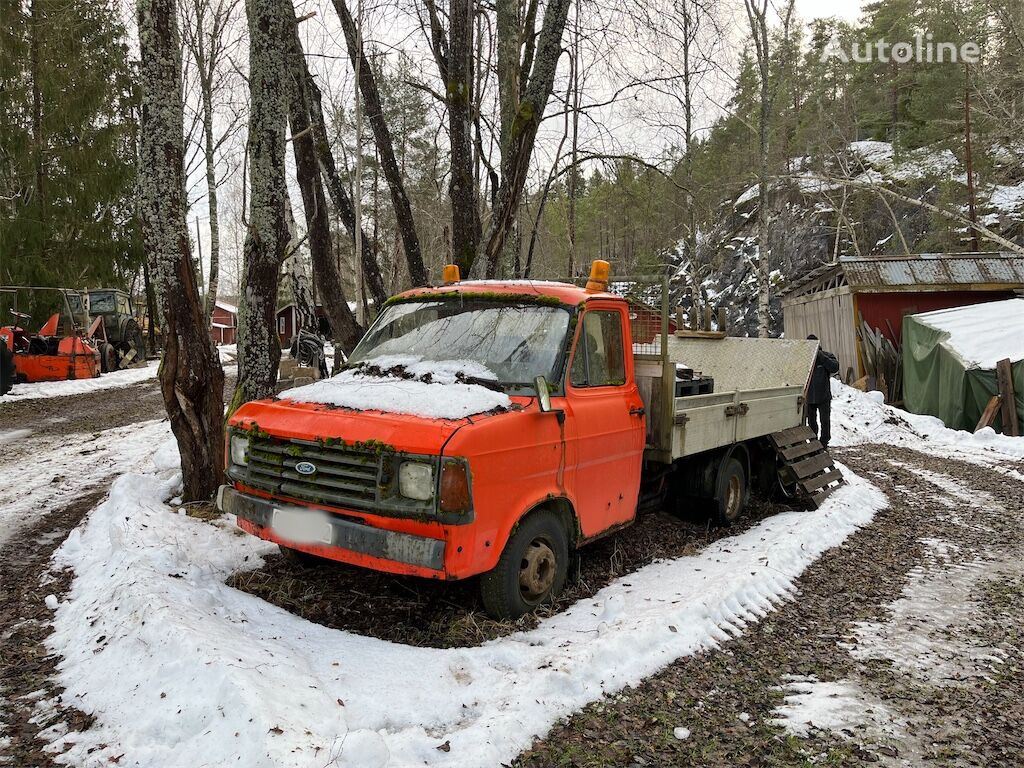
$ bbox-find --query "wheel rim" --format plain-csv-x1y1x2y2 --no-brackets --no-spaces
519,537,557,603
725,474,742,520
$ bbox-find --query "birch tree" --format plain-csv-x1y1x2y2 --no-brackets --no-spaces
180,0,244,323
233,0,289,408
743,0,795,337
137,0,225,500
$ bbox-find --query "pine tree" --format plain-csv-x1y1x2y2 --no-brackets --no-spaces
0,0,140,288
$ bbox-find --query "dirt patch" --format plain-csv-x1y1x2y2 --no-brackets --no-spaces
0,487,108,767
227,495,790,648
515,445,1024,767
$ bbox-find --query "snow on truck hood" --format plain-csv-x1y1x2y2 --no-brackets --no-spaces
279,355,514,420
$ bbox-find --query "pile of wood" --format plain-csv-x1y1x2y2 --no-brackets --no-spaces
975,357,1021,436
856,317,902,404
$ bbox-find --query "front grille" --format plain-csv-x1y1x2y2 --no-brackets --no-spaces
239,436,385,512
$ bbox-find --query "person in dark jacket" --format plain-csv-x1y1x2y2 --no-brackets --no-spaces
806,334,840,447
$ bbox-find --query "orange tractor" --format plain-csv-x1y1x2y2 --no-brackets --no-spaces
0,286,100,392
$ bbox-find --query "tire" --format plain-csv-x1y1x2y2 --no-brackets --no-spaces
714,457,748,526
0,343,13,395
99,343,116,374
480,509,569,620
127,320,145,361
278,545,324,568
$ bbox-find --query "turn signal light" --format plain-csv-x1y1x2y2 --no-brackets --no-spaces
585,259,610,292
439,459,471,514
442,264,461,284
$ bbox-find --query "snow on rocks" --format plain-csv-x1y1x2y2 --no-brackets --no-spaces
0,360,159,403
47,444,884,767
44,595,58,611
280,355,513,420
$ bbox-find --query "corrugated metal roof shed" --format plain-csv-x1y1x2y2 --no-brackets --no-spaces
782,252,1024,298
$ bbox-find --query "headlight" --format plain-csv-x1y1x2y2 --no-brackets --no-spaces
398,461,433,501
230,434,249,467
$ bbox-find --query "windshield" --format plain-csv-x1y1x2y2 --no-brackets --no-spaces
350,299,572,389
89,291,115,313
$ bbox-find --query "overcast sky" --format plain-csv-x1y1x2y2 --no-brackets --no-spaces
797,0,865,23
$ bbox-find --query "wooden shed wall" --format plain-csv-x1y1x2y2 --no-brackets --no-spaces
782,286,859,381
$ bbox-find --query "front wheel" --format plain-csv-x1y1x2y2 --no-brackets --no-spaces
480,510,569,619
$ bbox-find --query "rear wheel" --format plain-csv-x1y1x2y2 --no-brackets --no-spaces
480,510,569,619
126,320,145,362
714,458,747,525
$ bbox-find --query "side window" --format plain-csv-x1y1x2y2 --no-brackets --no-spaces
570,310,626,388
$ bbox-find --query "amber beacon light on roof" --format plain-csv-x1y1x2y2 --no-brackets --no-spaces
585,259,610,292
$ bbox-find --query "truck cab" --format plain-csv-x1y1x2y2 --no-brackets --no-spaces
219,263,823,618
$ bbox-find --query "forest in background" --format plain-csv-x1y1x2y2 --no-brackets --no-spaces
2,0,1024,318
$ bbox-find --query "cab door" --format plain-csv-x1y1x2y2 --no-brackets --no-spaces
565,303,645,538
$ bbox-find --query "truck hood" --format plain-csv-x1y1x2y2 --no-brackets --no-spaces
229,396,527,456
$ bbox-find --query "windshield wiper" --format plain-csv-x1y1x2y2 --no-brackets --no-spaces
458,374,505,392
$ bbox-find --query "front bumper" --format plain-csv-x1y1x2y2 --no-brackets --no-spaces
218,485,446,571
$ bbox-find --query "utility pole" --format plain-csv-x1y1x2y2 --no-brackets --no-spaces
964,63,980,253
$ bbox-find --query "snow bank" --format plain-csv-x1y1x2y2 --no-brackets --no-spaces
0,361,159,403
910,298,1024,368
830,380,1024,462
46,438,884,768
280,355,512,420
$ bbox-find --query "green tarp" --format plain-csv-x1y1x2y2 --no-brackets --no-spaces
903,300,1024,433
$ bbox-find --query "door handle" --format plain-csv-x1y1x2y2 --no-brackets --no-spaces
630,406,645,416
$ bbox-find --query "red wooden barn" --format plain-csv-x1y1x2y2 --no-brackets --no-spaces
781,252,1024,382
210,299,238,345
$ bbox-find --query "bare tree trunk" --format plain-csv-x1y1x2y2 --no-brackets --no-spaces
743,0,794,338
234,0,290,410
448,0,480,275
138,0,225,501
302,63,387,307
331,0,429,286
482,0,571,277
285,9,364,353
201,82,221,322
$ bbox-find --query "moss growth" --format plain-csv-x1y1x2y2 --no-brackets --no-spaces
385,290,570,309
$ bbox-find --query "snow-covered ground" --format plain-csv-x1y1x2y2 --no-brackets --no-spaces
0,419,169,549
0,361,159,403
830,380,1024,463
43,439,883,767
21,380,1022,767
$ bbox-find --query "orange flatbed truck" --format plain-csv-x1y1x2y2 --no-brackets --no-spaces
218,263,820,618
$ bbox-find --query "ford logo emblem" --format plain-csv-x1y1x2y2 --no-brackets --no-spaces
295,461,317,476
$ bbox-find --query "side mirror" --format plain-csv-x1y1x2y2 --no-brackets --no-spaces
534,375,554,412
534,375,564,422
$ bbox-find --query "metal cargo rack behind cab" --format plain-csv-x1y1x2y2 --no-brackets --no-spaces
600,276,821,466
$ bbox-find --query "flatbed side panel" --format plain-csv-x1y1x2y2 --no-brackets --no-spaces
666,336,819,392
735,386,805,442
672,391,739,457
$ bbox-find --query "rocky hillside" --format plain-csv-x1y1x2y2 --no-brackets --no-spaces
672,141,1024,336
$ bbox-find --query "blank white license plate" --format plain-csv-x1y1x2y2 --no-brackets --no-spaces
272,507,333,545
